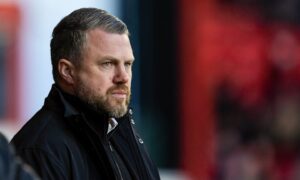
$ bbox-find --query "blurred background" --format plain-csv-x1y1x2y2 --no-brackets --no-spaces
1,0,300,179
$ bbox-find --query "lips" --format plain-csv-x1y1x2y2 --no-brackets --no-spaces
110,89,128,99
111,91,126,97
108,85,129,99
111,90,127,94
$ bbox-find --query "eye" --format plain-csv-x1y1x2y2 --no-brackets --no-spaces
101,61,114,68
125,61,133,68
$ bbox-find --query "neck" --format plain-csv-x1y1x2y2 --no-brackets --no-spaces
56,80,75,95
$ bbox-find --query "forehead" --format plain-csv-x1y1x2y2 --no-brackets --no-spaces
84,28,134,60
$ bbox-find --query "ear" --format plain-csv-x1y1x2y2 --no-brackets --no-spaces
58,59,76,84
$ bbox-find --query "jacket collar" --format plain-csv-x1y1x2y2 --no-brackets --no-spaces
45,84,132,138
44,84,80,117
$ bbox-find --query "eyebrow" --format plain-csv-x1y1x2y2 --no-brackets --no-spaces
100,56,135,62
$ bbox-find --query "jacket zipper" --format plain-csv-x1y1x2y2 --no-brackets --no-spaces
109,141,124,180
128,120,150,179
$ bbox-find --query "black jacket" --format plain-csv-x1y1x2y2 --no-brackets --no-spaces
10,85,160,180
0,133,39,180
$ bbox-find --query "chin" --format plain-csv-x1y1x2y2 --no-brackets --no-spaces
109,108,127,118
106,98,129,117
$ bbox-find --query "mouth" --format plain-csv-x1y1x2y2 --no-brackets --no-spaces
110,90,128,99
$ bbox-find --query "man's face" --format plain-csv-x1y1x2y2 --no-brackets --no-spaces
73,28,134,118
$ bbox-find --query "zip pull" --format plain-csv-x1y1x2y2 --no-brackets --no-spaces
108,141,124,180
109,141,114,152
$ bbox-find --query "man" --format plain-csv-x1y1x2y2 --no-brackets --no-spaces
0,132,39,180
11,8,160,180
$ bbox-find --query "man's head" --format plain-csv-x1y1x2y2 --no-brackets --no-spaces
51,8,134,118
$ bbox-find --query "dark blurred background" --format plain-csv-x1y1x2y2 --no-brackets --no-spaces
122,0,179,169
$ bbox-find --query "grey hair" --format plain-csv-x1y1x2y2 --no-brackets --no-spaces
50,8,129,82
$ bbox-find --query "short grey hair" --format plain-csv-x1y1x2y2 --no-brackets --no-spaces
50,8,129,82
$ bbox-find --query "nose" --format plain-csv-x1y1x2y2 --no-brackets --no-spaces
113,64,130,84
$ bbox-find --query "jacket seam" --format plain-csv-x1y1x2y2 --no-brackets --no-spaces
19,147,67,179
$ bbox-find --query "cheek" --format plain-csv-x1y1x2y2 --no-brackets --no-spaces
92,76,112,91
80,70,115,90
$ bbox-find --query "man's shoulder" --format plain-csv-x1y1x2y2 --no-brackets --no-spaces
11,107,70,151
